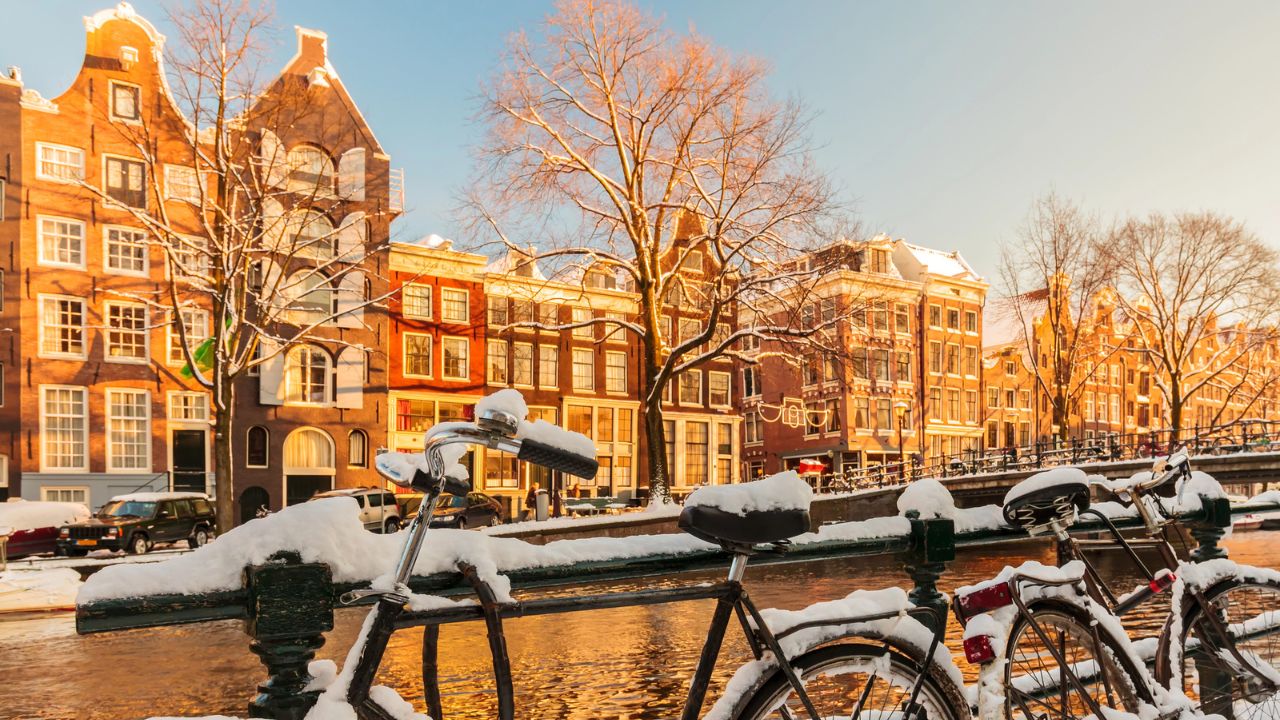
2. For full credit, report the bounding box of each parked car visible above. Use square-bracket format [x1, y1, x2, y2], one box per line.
[393, 494, 425, 527]
[0, 500, 91, 558]
[311, 488, 401, 533]
[429, 492, 503, 529]
[56, 492, 216, 556]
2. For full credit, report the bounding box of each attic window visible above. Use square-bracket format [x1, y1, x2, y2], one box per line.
[119, 46, 139, 68]
[110, 82, 140, 122]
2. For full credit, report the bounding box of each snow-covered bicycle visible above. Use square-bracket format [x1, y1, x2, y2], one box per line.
[314, 390, 969, 720]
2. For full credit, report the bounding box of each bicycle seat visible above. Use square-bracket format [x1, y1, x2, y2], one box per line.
[678, 505, 811, 552]
[1002, 467, 1091, 534]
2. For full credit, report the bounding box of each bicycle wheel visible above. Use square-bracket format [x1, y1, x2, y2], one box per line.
[1169, 577, 1280, 720]
[733, 641, 967, 720]
[1004, 600, 1149, 720]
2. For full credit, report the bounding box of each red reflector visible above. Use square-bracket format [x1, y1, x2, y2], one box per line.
[956, 582, 1014, 621]
[964, 634, 997, 664]
[1150, 570, 1176, 593]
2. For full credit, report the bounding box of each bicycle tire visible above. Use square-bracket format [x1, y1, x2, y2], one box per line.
[1161, 576, 1280, 720]
[731, 641, 967, 720]
[1004, 598, 1151, 720]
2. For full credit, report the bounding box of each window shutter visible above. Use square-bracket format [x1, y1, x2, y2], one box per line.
[260, 130, 286, 187]
[336, 212, 367, 260]
[256, 258, 286, 310]
[337, 148, 366, 201]
[258, 337, 285, 405]
[334, 346, 365, 409]
[335, 270, 365, 328]
[260, 198, 287, 252]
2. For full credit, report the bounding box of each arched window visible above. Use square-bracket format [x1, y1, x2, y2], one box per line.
[347, 430, 368, 468]
[287, 209, 336, 258]
[246, 426, 269, 467]
[283, 427, 335, 471]
[285, 146, 335, 194]
[287, 270, 337, 316]
[283, 345, 331, 404]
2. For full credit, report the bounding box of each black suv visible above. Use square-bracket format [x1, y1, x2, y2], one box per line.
[57, 492, 216, 555]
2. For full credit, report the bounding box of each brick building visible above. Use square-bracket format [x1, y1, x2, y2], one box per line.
[0, 5, 398, 519]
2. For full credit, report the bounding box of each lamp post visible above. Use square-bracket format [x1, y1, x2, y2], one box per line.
[894, 399, 911, 481]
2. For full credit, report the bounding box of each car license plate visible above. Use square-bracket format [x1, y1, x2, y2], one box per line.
[76, 539, 97, 546]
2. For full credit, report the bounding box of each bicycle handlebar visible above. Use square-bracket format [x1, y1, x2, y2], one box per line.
[518, 438, 599, 480]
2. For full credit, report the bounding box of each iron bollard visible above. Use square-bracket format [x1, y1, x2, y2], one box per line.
[244, 551, 335, 720]
[903, 510, 955, 639]
[1190, 494, 1231, 564]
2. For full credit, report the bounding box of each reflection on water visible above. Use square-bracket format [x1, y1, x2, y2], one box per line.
[4, 531, 1279, 720]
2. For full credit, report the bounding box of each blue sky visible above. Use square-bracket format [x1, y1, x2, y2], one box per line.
[6, 1, 1279, 281]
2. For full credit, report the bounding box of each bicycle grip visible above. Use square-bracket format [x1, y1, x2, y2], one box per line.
[517, 438, 599, 480]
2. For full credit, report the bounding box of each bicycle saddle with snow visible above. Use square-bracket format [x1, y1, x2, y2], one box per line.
[1002, 467, 1092, 534]
[678, 472, 812, 552]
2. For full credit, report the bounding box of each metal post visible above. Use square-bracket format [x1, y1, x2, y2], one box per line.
[1189, 494, 1233, 718]
[244, 551, 334, 720]
[903, 511, 955, 639]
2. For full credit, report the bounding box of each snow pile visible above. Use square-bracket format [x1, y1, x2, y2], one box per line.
[897, 478, 955, 519]
[1176, 470, 1227, 503]
[704, 587, 961, 720]
[685, 471, 813, 516]
[1003, 467, 1091, 507]
[0, 568, 82, 613]
[0, 499, 90, 533]
[1250, 490, 1280, 505]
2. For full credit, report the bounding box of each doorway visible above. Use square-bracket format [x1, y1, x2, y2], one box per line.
[172, 430, 207, 493]
[239, 486, 270, 525]
[286, 475, 332, 506]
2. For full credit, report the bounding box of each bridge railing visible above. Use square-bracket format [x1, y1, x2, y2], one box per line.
[73, 488, 1278, 720]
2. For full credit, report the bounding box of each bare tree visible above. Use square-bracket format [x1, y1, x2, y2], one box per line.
[998, 193, 1120, 442]
[1106, 212, 1280, 440]
[79, 0, 390, 531]
[466, 0, 844, 501]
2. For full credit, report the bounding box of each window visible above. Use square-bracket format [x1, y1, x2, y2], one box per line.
[964, 346, 978, 377]
[106, 388, 150, 471]
[538, 345, 558, 388]
[928, 305, 941, 328]
[487, 297, 508, 326]
[872, 349, 890, 382]
[164, 165, 201, 203]
[172, 235, 210, 278]
[825, 398, 841, 433]
[441, 289, 469, 324]
[988, 387, 1000, 408]
[288, 272, 337, 316]
[538, 303, 559, 327]
[965, 311, 978, 333]
[986, 420, 999, 447]
[348, 430, 368, 468]
[1006, 389, 1015, 408]
[1111, 395, 1120, 424]
[288, 210, 336, 259]
[572, 307, 594, 338]
[896, 352, 912, 382]
[744, 412, 764, 444]
[945, 343, 959, 375]
[105, 226, 148, 274]
[895, 304, 910, 333]
[512, 343, 533, 386]
[1021, 390, 1031, 409]
[853, 397, 869, 428]
[929, 342, 942, 374]
[395, 399, 435, 433]
[105, 156, 147, 208]
[38, 216, 85, 268]
[284, 346, 330, 404]
[871, 302, 889, 332]
[36, 143, 84, 182]
[41, 487, 88, 504]
[1005, 360, 1017, 376]
[966, 390, 978, 423]
[168, 309, 208, 366]
[105, 303, 148, 362]
[41, 386, 88, 471]
[286, 146, 335, 193]
[679, 370, 703, 405]
[805, 402, 823, 437]
[946, 308, 960, 330]
[110, 81, 140, 121]
[684, 422, 708, 485]
[802, 357, 820, 386]
[605, 351, 627, 393]
[403, 333, 433, 378]
[39, 296, 86, 358]
[681, 250, 704, 273]
[872, 398, 889, 430]
[402, 284, 432, 319]
[247, 426, 269, 467]
[571, 348, 594, 390]
[947, 389, 960, 422]
[742, 367, 759, 397]
[929, 388, 942, 419]
[442, 337, 469, 380]
[866, 248, 889, 274]
[168, 392, 208, 421]
[708, 371, 731, 407]
[487, 339, 508, 384]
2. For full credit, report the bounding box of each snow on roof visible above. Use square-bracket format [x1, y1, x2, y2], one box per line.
[394, 233, 454, 250]
[109, 492, 209, 503]
[484, 247, 546, 280]
[893, 241, 983, 282]
[983, 294, 1042, 351]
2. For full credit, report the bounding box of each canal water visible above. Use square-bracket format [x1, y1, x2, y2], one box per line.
[3, 530, 1278, 720]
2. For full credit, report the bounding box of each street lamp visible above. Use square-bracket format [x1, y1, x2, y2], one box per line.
[894, 399, 911, 480]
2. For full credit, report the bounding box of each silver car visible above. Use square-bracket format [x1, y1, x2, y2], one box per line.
[311, 488, 402, 533]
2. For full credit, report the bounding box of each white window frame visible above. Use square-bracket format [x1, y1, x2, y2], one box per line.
[41, 486, 90, 504]
[104, 301, 150, 364]
[108, 80, 142, 123]
[106, 388, 152, 473]
[604, 351, 627, 394]
[35, 142, 85, 183]
[679, 370, 703, 407]
[37, 293, 88, 360]
[163, 164, 203, 203]
[538, 344, 558, 389]
[246, 426, 270, 469]
[442, 336, 470, 381]
[708, 370, 732, 408]
[571, 307, 594, 339]
[512, 342, 534, 388]
[167, 308, 209, 366]
[167, 391, 210, 423]
[102, 153, 148, 210]
[36, 215, 86, 269]
[402, 283, 433, 319]
[402, 332, 434, 379]
[39, 385, 89, 473]
[487, 338, 508, 386]
[441, 288, 469, 324]
[283, 345, 332, 406]
[571, 348, 594, 391]
[103, 225, 149, 276]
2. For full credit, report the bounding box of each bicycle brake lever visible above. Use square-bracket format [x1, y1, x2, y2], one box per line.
[339, 587, 409, 606]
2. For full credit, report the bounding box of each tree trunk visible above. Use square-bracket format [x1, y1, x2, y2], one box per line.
[213, 381, 236, 535]
[643, 377, 671, 506]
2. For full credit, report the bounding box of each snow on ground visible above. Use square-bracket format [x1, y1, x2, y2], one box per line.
[684, 471, 812, 515]
[0, 568, 81, 613]
[0, 499, 89, 533]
